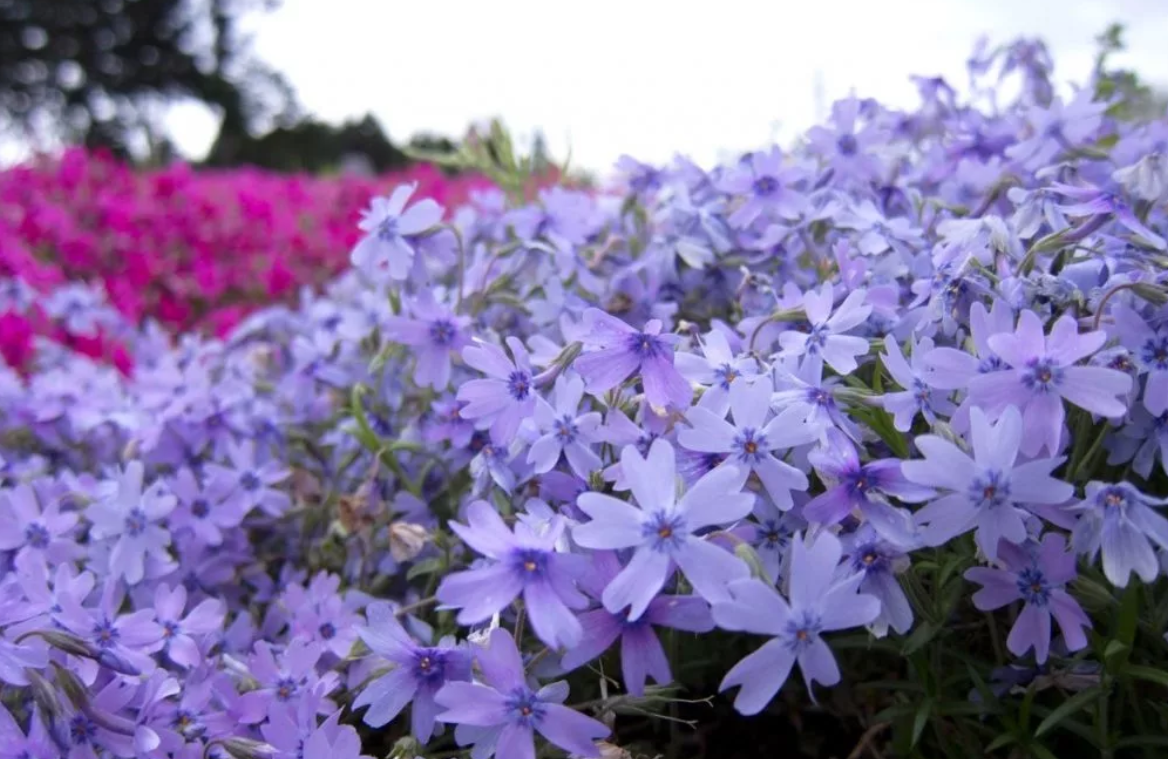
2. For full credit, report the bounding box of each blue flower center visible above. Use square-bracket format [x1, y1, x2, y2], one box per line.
[70, 716, 96, 745]
[733, 427, 768, 464]
[1016, 566, 1051, 606]
[318, 622, 336, 640]
[275, 676, 298, 701]
[969, 469, 1011, 509]
[852, 544, 890, 574]
[124, 508, 148, 537]
[758, 520, 790, 550]
[837, 134, 859, 155]
[783, 611, 823, 652]
[644, 511, 687, 552]
[753, 176, 780, 197]
[429, 319, 457, 346]
[714, 363, 739, 390]
[507, 371, 531, 401]
[1097, 486, 1131, 512]
[240, 472, 262, 491]
[1141, 336, 1168, 370]
[513, 548, 548, 578]
[93, 620, 119, 648]
[413, 648, 448, 683]
[377, 217, 399, 241]
[24, 522, 50, 549]
[977, 355, 1004, 374]
[162, 620, 180, 638]
[805, 387, 834, 409]
[805, 323, 831, 351]
[191, 499, 210, 519]
[1022, 358, 1064, 393]
[627, 332, 666, 359]
[553, 415, 578, 443]
[505, 688, 546, 727]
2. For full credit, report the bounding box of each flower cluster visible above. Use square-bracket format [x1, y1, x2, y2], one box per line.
[0, 35, 1166, 759]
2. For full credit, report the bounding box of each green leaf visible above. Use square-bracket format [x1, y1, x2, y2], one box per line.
[406, 557, 443, 582]
[1024, 742, 1061, 759]
[1126, 664, 1168, 689]
[1034, 687, 1104, 738]
[901, 620, 936, 655]
[1116, 735, 1168, 750]
[985, 733, 1017, 752]
[911, 698, 932, 748]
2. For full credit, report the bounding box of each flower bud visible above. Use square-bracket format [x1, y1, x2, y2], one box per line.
[388, 522, 429, 562]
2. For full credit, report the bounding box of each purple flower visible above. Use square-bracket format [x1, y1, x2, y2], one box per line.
[965, 533, 1090, 664]
[150, 584, 224, 669]
[1107, 405, 1168, 479]
[1052, 181, 1167, 251]
[1111, 304, 1168, 415]
[458, 337, 537, 446]
[204, 442, 292, 518]
[437, 501, 587, 649]
[805, 98, 886, 184]
[87, 461, 176, 585]
[573, 309, 692, 410]
[678, 378, 818, 510]
[0, 483, 78, 568]
[968, 311, 1132, 456]
[0, 578, 48, 685]
[902, 405, 1073, 560]
[0, 706, 56, 759]
[560, 551, 714, 696]
[435, 628, 609, 759]
[779, 285, 872, 376]
[923, 298, 1014, 390]
[526, 373, 603, 479]
[879, 335, 957, 432]
[351, 183, 444, 281]
[674, 327, 758, 418]
[804, 429, 930, 546]
[246, 639, 336, 719]
[59, 582, 162, 676]
[1068, 481, 1168, 587]
[353, 601, 471, 742]
[573, 440, 753, 619]
[384, 291, 472, 390]
[716, 147, 809, 228]
[842, 524, 913, 637]
[166, 467, 244, 548]
[713, 531, 880, 714]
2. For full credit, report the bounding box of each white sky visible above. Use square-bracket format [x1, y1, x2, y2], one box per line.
[159, 0, 1168, 173]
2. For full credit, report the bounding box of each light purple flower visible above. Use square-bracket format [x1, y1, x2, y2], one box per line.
[353, 601, 471, 742]
[678, 378, 818, 510]
[150, 584, 224, 669]
[351, 183, 444, 281]
[1068, 481, 1168, 587]
[779, 284, 871, 376]
[674, 327, 758, 418]
[384, 291, 472, 390]
[923, 298, 1014, 390]
[968, 311, 1132, 456]
[1052, 181, 1167, 251]
[59, 582, 162, 676]
[437, 501, 587, 649]
[805, 98, 886, 184]
[573, 309, 692, 410]
[0, 483, 78, 568]
[435, 628, 609, 759]
[902, 405, 1073, 560]
[204, 442, 292, 518]
[716, 147, 809, 228]
[842, 525, 914, 637]
[458, 337, 537, 446]
[87, 461, 176, 585]
[573, 440, 753, 620]
[879, 335, 956, 432]
[526, 373, 603, 479]
[1107, 405, 1168, 479]
[1111, 304, 1168, 415]
[804, 429, 930, 546]
[559, 551, 714, 696]
[965, 533, 1090, 664]
[713, 531, 880, 714]
[167, 467, 244, 548]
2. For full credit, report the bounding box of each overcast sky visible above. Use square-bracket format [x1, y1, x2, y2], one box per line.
[165, 0, 1168, 173]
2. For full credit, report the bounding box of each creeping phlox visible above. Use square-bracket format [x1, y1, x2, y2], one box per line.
[0, 37, 1167, 759]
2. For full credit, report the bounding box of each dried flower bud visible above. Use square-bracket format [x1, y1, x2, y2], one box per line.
[389, 522, 429, 562]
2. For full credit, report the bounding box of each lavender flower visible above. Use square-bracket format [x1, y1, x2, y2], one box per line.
[842, 525, 914, 637]
[458, 337, 537, 446]
[0, 484, 78, 568]
[1053, 181, 1167, 250]
[879, 335, 956, 431]
[968, 311, 1132, 456]
[384, 291, 471, 390]
[1068, 481, 1168, 587]
[716, 147, 809, 228]
[573, 440, 753, 619]
[204, 442, 292, 518]
[674, 328, 758, 417]
[902, 405, 1073, 560]
[87, 461, 176, 585]
[353, 601, 471, 742]
[151, 584, 224, 669]
[435, 628, 609, 759]
[560, 551, 714, 696]
[965, 533, 1090, 664]
[436, 501, 587, 649]
[678, 378, 818, 510]
[351, 183, 444, 281]
[1111, 304, 1168, 415]
[713, 531, 879, 714]
[526, 373, 603, 479]
[167, 467, 244, 548]
[573, 309, 692, 410]
[779, 284, 872, 376]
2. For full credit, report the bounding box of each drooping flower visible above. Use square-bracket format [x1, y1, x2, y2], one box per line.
[86, 461, 176, 585]
[435, 628, 609, 759]
[436, 501, 587, 649]
[526, 373, 604, 479]
[559, 551, 715, 696]
[573, 440, 753, 620]
[713, 531, 880, 714]
[573, 309, 692, 410]
[968, 310, 1132, 456]
[353, 601, 471, 742]
[457, 337, 538, 446]
[965, 533, 1090, 664]
[678, 377, 818, 510]
[902, 405, 1073, 560]
[351, 183, 444, 281]
[1068, 481, 1168, 587]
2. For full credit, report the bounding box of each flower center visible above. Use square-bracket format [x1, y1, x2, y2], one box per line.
[24, 522, 50, 549]
[507, 371, 531, 401]
[506, 689, 545, 726]
[191, 499, 210, 518]
[1022, 358, 1063, 393]
[429, 319, 457, 346]
[837, 134, 859, 155]
[318, 623, 336, 640]
[93, 620, 119, 648]
[644, 512, 686, 552]
[715, 364, 739, 389]
[275, 677, 297, 701]
[1016, 566, 1051, 607]
[752, 176, 779, 197]
[970, 470, 1011, 509]
[554, 415, 578, 442]
[377, 217, 399, 241]
[240, 472, 262, 491]
[1141, 337, 1168, 370]
[124, 508, 148, 537]
[627, 332, 665, 359]
[513, 549, 547, 578]
[733, 428, 768, 464]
